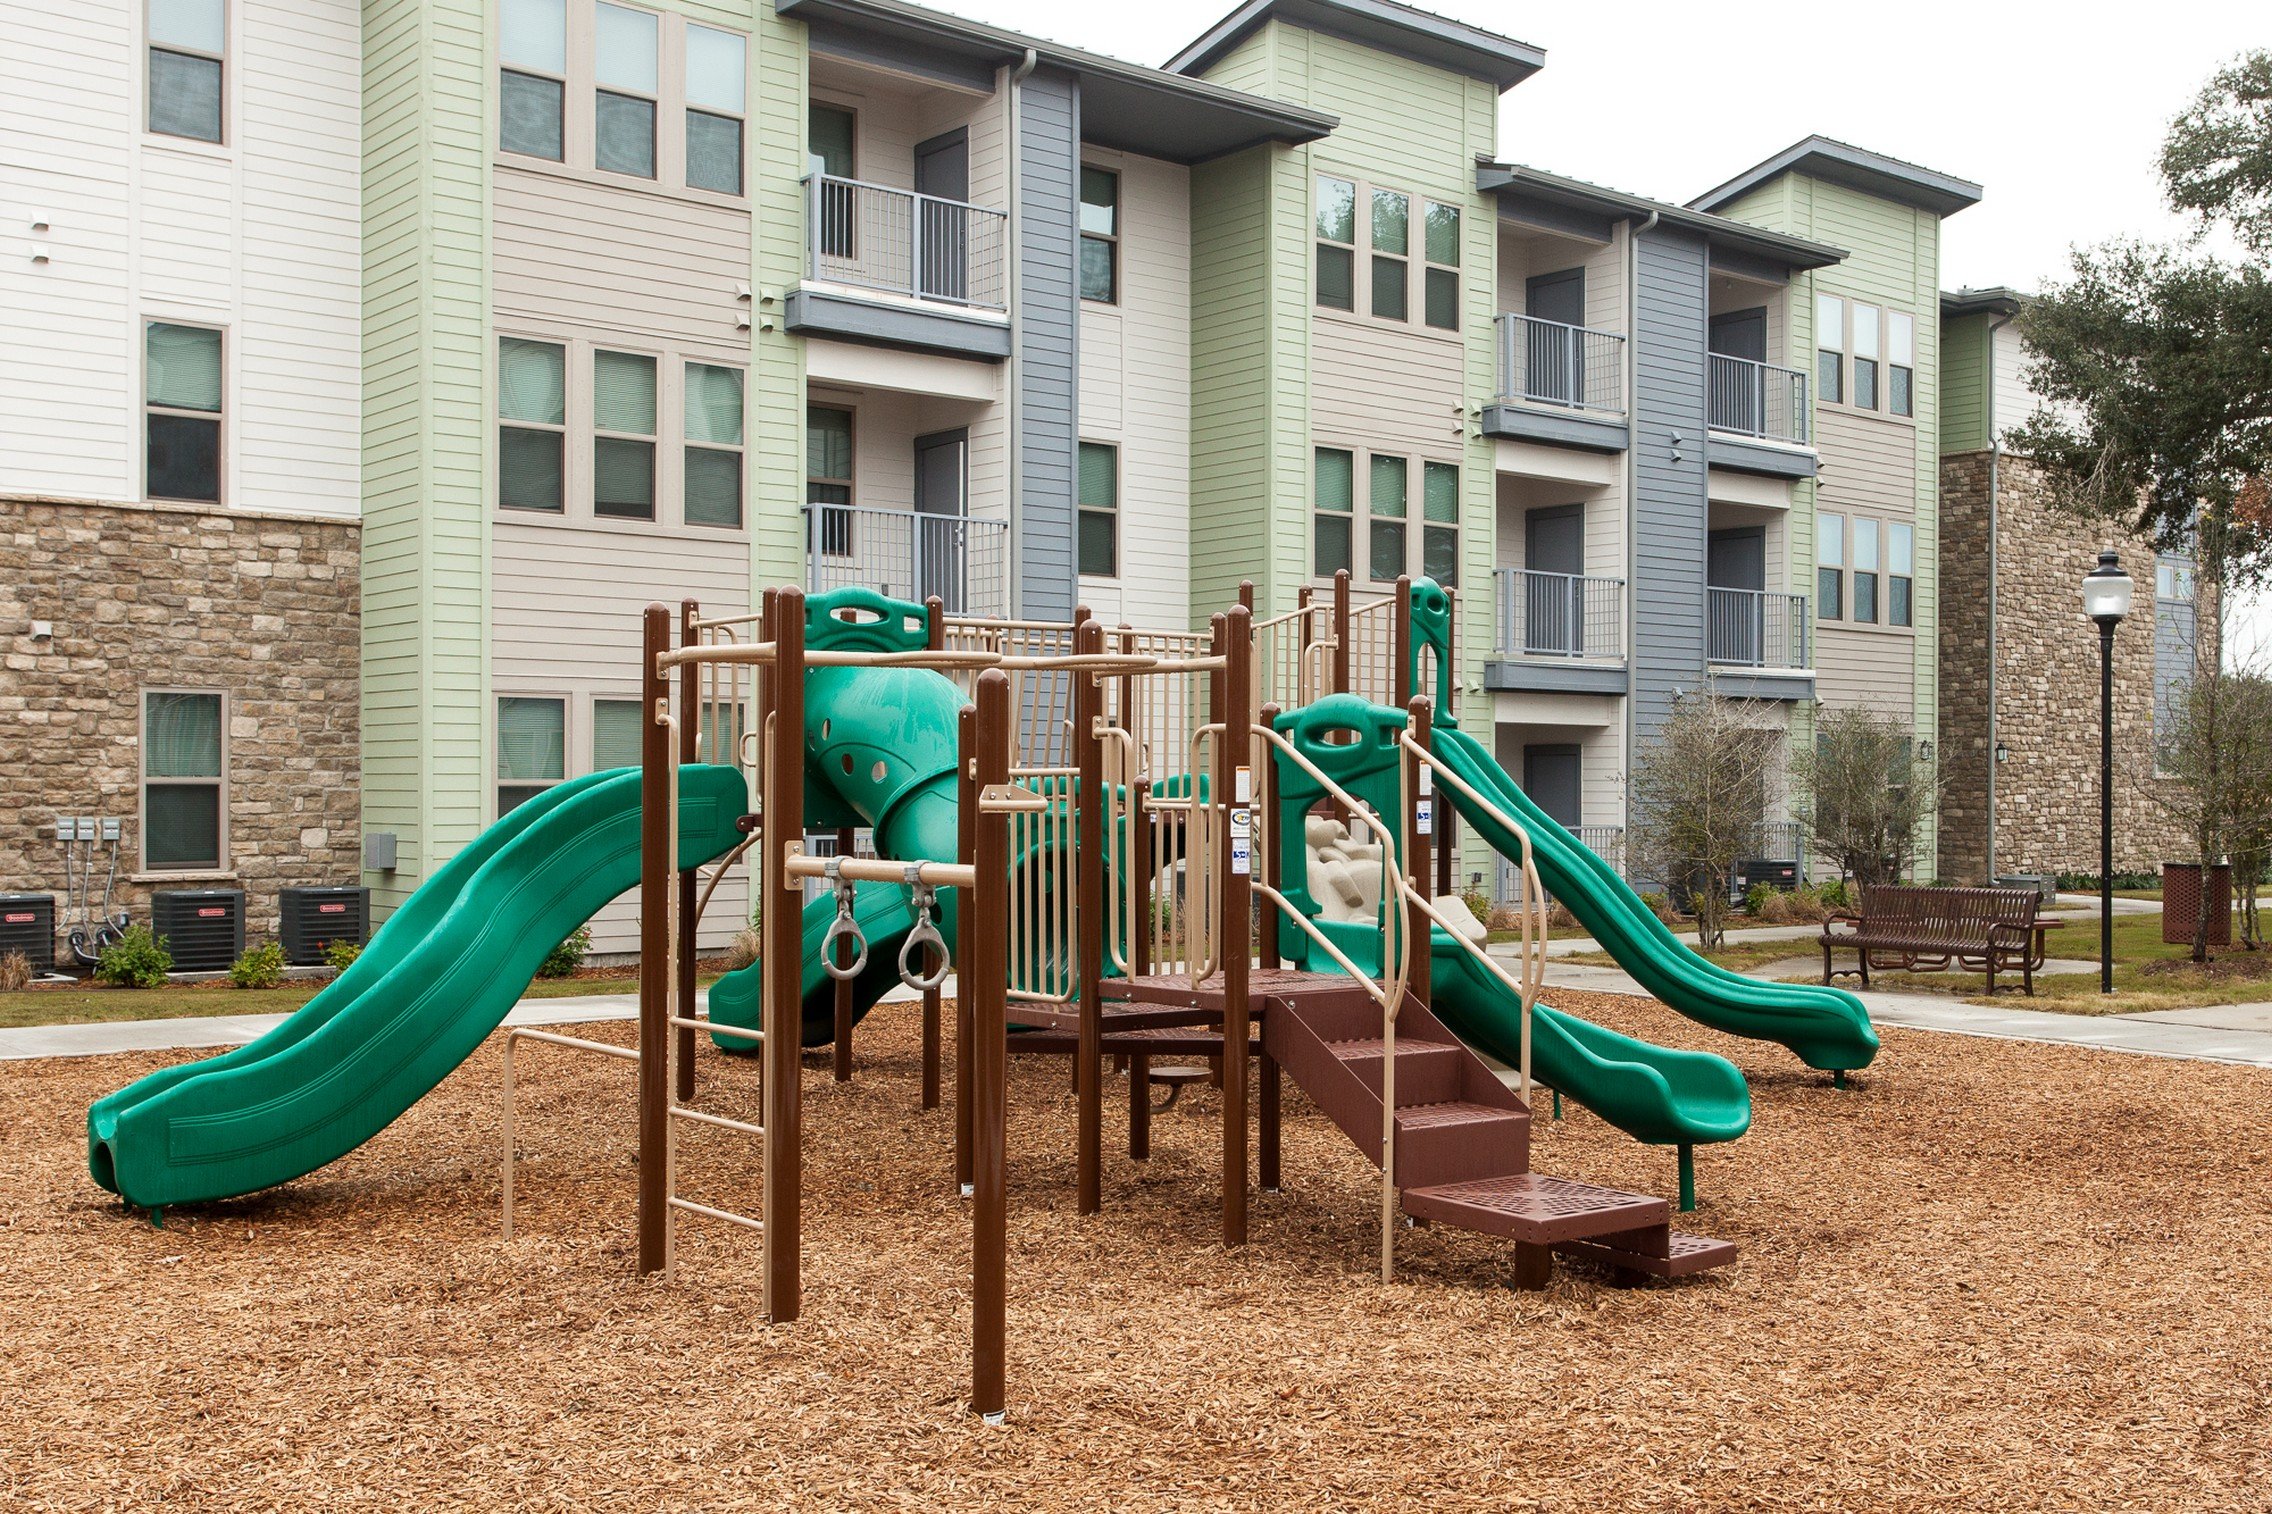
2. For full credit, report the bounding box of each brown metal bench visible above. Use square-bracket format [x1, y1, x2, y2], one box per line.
[1820, 884, 2045, 995]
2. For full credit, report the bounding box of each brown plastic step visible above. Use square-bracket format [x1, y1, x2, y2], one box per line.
[1553, 1229, 1739, 1279]
[1399, 1173, 1669, 1245]
[1393, 1100, 1530, 1187]
[1328, 1037, 1467, 1105]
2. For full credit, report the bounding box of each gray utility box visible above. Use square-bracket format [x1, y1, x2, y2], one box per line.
[1993, 874, 2059, 909]
[279, 885, 371, 965]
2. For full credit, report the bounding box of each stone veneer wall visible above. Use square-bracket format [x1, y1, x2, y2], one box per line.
[0, 498, 361, 953]
[1938, 453, 2191, 882]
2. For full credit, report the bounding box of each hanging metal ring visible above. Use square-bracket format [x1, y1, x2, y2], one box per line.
[897, 862, 952, 992]
[820, 858, 867, 980]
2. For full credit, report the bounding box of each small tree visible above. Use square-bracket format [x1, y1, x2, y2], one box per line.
[1793, 707, 1939, 890]
[2149, 668, 2272, 958]
[1628, 691, 1781, 949]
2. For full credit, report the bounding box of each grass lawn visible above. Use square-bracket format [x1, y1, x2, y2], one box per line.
[0, 969, 727, 1031]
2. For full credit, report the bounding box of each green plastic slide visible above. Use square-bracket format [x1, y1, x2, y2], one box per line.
[1430, 723, 1878, 1073]
[87, 764, 748, 1211]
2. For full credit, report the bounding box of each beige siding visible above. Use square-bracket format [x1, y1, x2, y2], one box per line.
[1077, 150, 1190, 629]
[1496, 224, 1625, 336]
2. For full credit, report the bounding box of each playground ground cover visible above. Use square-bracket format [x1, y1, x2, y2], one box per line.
[3, 989, 2266, 1511]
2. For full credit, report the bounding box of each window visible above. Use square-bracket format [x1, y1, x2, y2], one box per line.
[1852, 517, 1880, 624]
[143, 691, 223, 871]
[2158, 558, 2196, 602]
[810, 104, 857, 259]
[1818, 511, 1844, 620]
[1313, 447, 1354, 576]
[685, 362, 744, 528]
[593, 698, 645, 770]
[499, 338, 566, 512]
[1814, 292, 1844, 406]
[1421, 461, 1459, 582]
[1888, 311, 1915, 418]
[594, 2, 658, 178]
[145, 322, 222, 503]
[1079, 167, 1119, 304]
[498, 697, 565, 814]
[593, 350, 657, 519]
[1367, 454, 1407, 582]
[1315, 176, 1355, 312]
[1852, 302, 1880, 411]
[148, 0, 224, 143]
[808, 405, 854, 555]
[1889, 521, 1914, 627]
[499, 0, 565, 160]
[684, 24, 746, 194]
[1370, 190, 1409, 322]
[1078, 442, 1118, 576]
[1422, 202, 1460, 331]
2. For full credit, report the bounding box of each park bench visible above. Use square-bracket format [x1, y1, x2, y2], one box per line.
[1820, 884, 2054, 996]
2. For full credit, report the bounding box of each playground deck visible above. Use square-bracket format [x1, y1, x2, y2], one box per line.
[5, 988, 2269, 1510]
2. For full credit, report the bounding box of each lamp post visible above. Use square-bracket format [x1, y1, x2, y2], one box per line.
[2082, 551, 2134, 994]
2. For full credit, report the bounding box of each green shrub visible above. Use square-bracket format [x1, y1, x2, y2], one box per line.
[229, 941, 286, 989]
[96, 925, 173, 989]
[323, 939, 363, 971]
[1743, 881, 1782, 916]
[1458, 887, 1492, 923]
[1817, 878, 1856, 912]
[537, 924, 593, 979]
[1638, 890, 1679, 925]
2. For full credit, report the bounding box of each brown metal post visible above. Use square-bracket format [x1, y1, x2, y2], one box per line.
[1393, 575, 1414, 709]
[1127, 775, 1153, 1163]
[1072, 618, 1105, 1214]
[1220, 605, 1253, 1247]
[969, 669, 1012, 1420]
[676, 599, 700, 1104]
[1332, 569, 1352, 695]
[762, 586, 807, 1322]
[637, 604, 672, 1276]
[833, 824, 856, 1082]
[922, 597, 946, 1111]
[1404, 696, 1435, 1016]
[1238, 579, 1255, 613]
[954, 702, 976, 1192]
[1438, 586, 1457, 899]
[1255, 702, 1282, 1193]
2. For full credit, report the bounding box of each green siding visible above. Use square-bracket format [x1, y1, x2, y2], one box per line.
[1940, 311, 1990, 454]
[752, 5, 808, 589]
[360, 0, 492, 912]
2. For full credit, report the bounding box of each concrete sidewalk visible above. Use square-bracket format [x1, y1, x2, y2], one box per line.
[0, 994, 644, 1062]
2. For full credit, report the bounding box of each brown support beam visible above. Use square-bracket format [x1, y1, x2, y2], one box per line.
[954, 702, 976, 1193]
[1127, 1051, 1151, 1161]
[1219, 606, 1253, 1247]
[1072, 618, 1106, 1214]
[1438, 585, 1457, 899]
[1257, 698, 1283, 1196]
[763, 587, 807, 1322]
[1392, 575, 1414, 709]
[1332, 570, 1351, 696]
[675, 599, 700, 1105]
[637, 604, 671, 1276]
[969, 669, 1012, 1420]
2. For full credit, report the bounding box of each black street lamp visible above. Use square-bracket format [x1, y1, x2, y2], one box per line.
[2082, 550, 2135, 994]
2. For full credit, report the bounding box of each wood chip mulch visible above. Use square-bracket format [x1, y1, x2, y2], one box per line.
[2, 988, 2269, 1511]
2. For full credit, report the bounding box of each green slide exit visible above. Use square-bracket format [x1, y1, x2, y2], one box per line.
[87, 764, 748, 1211]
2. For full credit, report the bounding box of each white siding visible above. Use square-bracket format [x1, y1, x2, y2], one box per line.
[1991, 321, 2075, 439]
[0, 0, 362, 516]
[1076, 150, 1191, 629]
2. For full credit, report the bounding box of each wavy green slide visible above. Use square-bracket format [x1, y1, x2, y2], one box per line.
[1430, 723, 1878, 1074]
[87, 764, 749, 1211]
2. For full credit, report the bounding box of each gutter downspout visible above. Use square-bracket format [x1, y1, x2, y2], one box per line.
[1004, 48, 1038, 615]
[1624, 209, 1657, 849]
[1983, 311, 2014, 879]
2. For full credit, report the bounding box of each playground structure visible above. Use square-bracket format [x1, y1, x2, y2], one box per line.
[84, 571, 1878, 1423]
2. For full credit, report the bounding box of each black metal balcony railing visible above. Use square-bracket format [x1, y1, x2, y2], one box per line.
[806, 174, 1009, 312]
[1495, 313, 1626, 416]
[1707, 353, 1810, 445]
[803, 502, 1010, 618]
[1493, 568, 1625, 661]
[1705, 586, 1811, 670]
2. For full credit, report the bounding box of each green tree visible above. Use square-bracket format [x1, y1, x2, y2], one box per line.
[1793, 707, 1938, 890]
[1627, 691, 1781, 950]
[2162, 49, 2272, 258]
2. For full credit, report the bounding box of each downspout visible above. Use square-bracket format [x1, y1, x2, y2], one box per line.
[1983, 311, 2014, 879]
[1004, 48, 1038, 615]
[1623, 209, 1658, 843]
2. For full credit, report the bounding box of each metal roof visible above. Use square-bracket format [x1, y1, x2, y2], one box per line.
[1167, 0, 1544, 90]
[1691, 135, 1983, 218]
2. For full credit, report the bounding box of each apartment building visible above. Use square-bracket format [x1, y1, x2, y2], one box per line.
[1, 0, 1992, 953]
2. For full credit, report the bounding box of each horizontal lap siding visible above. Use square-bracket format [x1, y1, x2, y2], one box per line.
[1188, 146, 1277, 620]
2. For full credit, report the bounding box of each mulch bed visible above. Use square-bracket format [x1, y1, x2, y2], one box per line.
[2, 989, 2268, 1510]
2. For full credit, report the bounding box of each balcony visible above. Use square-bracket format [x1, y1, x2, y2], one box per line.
[804, 502, 1010, 618]
[1705, 587, 1811, 671]
[1484, 568, 1627, 695]
[785, 175, 1012, 361]
[1705, 354, 1817, 479]
[1482, 314, 1629, 454]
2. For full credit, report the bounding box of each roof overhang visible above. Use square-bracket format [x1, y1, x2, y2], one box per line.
[1691, 136, 1983, 218]
[1477, 162, 1846, 271]
[780, 0, 1336, 163]
[1941, 286, 2028, 319]
[1167, 0, 1544, 90]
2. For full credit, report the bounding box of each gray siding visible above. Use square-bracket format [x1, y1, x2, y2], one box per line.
[1016, 68, 1080, 620]
[2154, 554, 2199, 736]
[1629, 226, 1712, 746]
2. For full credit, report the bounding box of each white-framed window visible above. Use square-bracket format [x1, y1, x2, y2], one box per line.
[1852, 516, 1880, 623]
[1313, 446, 1354, 575]
[684, 23, 746, 194]
[1888, 311, 1915, 418]
[1370, 189, 1409, 322]
[146, 320, 224, 504]
[1077, 441, 1118, 577]
[1422, 201, 1461, 332]
[1421, 460, 1460, 583]
[500, 0, 566, 161]
[594, 2, 659, 179]
[148, 0, 226, 144]
[808, 403, 854, 556]
[1816, 295, 1915, 417]
[1889, 522, 1915, 627]
[1367, 452, 1407, 580]
[1817, 510, 1845, 620]
[1314, 447, 1458, 584]
[1315, 176, 1356, 313]
[592, 697, 645, 770]
[498, 695, 567, 814]
[1317, 173, 1461, 334]
[1852, 302, 1881, 411]
[684, 362, 744, 528]
[499, 336, 568, 513]
[1814, 293, 1844, 406]
[593, 349, 658, 520]
[1080, 167, 1119, 304]
[142, 689, 226, 872]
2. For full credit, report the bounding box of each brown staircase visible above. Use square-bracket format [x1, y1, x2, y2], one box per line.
[1117, 971, 1736, 1286]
